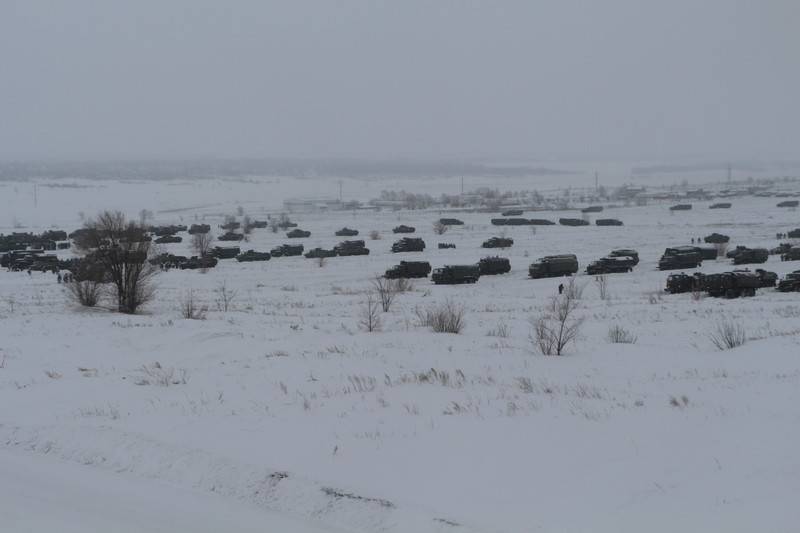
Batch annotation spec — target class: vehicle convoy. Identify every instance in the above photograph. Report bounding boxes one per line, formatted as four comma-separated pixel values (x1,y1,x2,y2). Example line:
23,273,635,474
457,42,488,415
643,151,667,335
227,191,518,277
335,227,359,237
559,218,590,226
304,248,337,259
334,240,369,256
658,247,702,270
384,261,432,279
704,233,730,244
180,256,218,270
431,264,480,284
392,237,426,253
154,235,182,244
595,218,623,226
218,232,244,242
286,229,311,238
585,256,635,275
392,225,415,234
270,244,304,257
609,249,640,265
482,237,513,249
209,246,240,259
781,246,800,261
236,250,271,262
777,271,800,292
478,256,511,275
731,247,769,265
529,254,579,278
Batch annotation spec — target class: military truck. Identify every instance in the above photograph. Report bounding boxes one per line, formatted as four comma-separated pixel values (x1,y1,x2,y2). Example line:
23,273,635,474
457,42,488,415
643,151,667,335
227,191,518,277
528,219,556,225
665,272,704,294
777,271,800,292
529,255,579,278
709,202,732,209
704,233,730,244
180,256,218,270
439,218,464,226
431,264,480,284
154,235,182,244
335,227,359,237
438,243,456,249
209,246,240,259
188,224,211,234
236,250,271,262
609,249,639,265
482,237,513,249
581,206,603,213
658,247,702,270
781,246,800,261
702,271,760,298
392,225,416,234
334,240,369,256
501,209,523,216
732,247,768,265
559,218,590,226
696,247,718,261
585,256,635,275
391,237,426,253
286,229,311,238
478,257,511,276
304,248,337,259
771,243,793,255
218,232,244,242
270,244,304,257
753,268,778,287
384,261,432,279
670,204,692,211
777,200,799,208
596,219,623,226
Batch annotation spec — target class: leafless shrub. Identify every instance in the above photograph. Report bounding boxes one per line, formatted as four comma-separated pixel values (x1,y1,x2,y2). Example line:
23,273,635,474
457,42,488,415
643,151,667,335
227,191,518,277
317,256,327,268
415,299,466,333
531,280,583,355
359,292,382,332
714,242,729,258
432,220,448,235
709,320,747,350
242,215,252,234
565,278,585,300
691,289,704,301
191,232,214,257
66,280,103,307
180,289,207,320
369,230,381,240
215,280,237,312
486,321,509,338
594,275,609,300
607,324,637,344
669,395,690,408
372,276,397,312
392,277,414,293
135,362,188,386
44,370,62,379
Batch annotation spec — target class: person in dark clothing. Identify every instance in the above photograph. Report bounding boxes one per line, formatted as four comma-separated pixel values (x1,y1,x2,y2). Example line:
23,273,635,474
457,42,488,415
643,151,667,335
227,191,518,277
558,283,564,295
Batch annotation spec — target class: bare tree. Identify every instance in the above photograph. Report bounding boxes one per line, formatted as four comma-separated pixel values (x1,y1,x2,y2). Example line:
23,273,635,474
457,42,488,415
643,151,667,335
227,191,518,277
371,275,397,312
215,280,237,312
72,211,157,314
432,220,449,235
714,242,729,259
359,292,382,332
531,279,584,355
180,289,207,319
191,232,214,257
594,275,609,300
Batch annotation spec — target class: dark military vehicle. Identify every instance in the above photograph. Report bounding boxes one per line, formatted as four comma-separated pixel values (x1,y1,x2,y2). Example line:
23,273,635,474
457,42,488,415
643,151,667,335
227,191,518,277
704,233,730,244
482,237,513,249
209,246,240,259
439,218,464,226
392,225,416,234
335,227,359,237
28,255,60,272
245,220,268,230
658,247,702,270
665,272,704,294
753,268,778,287
188,224,211,234
696,247,718,261
777,271,800,292
154,235,182,244
596,218,623,226
149,253,188,269
669,204,692,211
709,202,732,209
478,256,511,276
438,243,456,249
492,218,531,226
609,249,640,265
236,250,271,262
431,264,480,284
57,242,71,250
1,250,42,269
581,205,603,213
270,244,304,257
218,232,244,242
304,248,337,259
732,247,768,265
726,245,747,259
392,237,426,253
702,271,761,298
559,218,590,226
585,256,636,275
788,229,800,238
771,243,793,256
528,219,556,225
777,200,799,208
151,225,187,237
501,209,523,216
781,246,800,261
384,261,432,279
287,229,311,238
334,240,369,256
180,256,218,270
220,221,241,230
529,254,579,279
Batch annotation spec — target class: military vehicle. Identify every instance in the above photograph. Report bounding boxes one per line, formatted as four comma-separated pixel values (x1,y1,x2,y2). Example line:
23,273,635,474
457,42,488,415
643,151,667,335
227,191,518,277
245,220,268,230
491,218,530,226
1,250,43,269
696,247,718,261
270,244,304,257
501,209,523,216
384,261,432,279
771,243,793,255
188,224,211,234
478,256,511,276
781,246,800,261
669,204,692,211
220,221,241,230
391,237,426,253
40,230,68,241
777,200,799,208
149,253,188,269
286,229,311,238
726,245,747,259
709,202,732,209
276,218,298,229
154,235,182,244
559,218,590,226
658,247,702,270
585,256,636,275
236,250,271,262
304,248,337,259
151,225,187,237
335,227,359,237
57,242,71,250
665,272,704,294
732,247,768,265
609,249,640,265
482,237,513,249
431,264,480,284
25,255,59,272
704,233,730,244
218,232,244,242
438,243,456,249
334,240,369,256
788,229,800,238
702,271,760,298
596,218,623,226
753,268,778,287
528,219,556,225
439,218,464,226
777,271,800,292
180,256,218,270
581,205,603,213
529,255,579,278
392,225,416,234
209,246,240,259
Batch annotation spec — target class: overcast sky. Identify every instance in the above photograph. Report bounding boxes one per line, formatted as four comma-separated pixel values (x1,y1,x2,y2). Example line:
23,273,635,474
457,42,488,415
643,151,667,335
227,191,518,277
1,1,798,161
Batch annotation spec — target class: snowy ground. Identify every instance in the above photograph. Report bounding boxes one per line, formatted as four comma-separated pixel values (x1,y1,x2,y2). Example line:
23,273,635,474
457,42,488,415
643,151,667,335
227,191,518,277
1,177,800,532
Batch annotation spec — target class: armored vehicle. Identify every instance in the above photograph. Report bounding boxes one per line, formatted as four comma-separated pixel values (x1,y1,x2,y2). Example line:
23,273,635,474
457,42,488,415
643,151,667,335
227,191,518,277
732,248,768,265
245,220,268,230
149,253,188,269
753,268,778,287
188,224,211,234
209,246,240,259
334,240,369,256
335,227,359,237
777,271,800,292
41,230,68,242
697,247,718,261
439,218,464,226
492,218,531,226
529,254,579,279
596,218,623,226
559,218,590,226
777,200,799,208
704,233,730,244
781,246,800,261
151,225,187,237
28,255,59,272
665,272,704,294
392,225,416,234
709,202,732,209
391,237,426,253
431,264,480,284
669,204,692,211
491,218,509,226
270,244,304,257
581,206,604,213
286,229,311,238
528,219,556,225
702,271,760,298
478,256,511,276
304,248,337,259
788,229,800,238
658,247,702,270
482,237,514,249
585,256,635,275
771,243,793,255
726,245,747,259
1,250,43,269
609,249,639,265
384,261,432,279
501,209,523,216
155,235,182,244
236,250,271,262
180,256,218,270
438,243,456,249
220,221,241,230
276,219,298,229
218,232,244,242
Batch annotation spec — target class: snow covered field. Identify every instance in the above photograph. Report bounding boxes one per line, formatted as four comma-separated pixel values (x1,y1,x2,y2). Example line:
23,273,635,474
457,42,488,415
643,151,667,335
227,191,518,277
1,176,800,532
